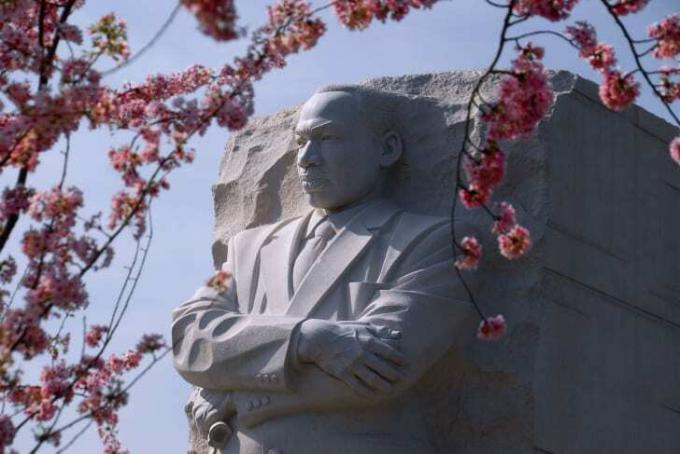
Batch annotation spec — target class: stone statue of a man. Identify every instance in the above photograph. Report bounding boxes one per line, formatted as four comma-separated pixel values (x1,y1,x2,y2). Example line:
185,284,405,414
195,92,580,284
172,85,475,454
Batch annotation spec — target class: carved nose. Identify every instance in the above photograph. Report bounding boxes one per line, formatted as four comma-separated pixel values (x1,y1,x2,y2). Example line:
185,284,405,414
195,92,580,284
297,141,320,168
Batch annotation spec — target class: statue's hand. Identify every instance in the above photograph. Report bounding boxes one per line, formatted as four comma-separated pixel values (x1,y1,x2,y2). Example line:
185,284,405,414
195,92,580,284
297,319,406,396
190,388,235,440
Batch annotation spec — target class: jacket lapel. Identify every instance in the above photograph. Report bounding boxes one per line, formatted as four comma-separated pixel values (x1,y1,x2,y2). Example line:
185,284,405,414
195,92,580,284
285,200,401,318
260,214,309,314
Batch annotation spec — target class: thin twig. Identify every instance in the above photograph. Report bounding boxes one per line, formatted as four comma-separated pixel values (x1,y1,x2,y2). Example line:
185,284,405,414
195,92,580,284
101,2,182,77
507,30,578,49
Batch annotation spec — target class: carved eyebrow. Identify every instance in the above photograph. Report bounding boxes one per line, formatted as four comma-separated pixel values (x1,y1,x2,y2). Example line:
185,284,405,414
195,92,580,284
294,120,333,136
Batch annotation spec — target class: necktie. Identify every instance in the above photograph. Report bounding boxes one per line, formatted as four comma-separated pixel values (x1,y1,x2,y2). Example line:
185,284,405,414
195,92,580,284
292,218,335,289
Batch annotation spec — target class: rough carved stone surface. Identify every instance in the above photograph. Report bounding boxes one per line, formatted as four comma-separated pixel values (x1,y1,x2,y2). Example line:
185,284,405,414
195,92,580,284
203,70,679,453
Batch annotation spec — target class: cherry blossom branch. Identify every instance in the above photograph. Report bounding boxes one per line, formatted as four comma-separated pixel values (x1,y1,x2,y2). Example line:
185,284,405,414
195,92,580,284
40,0,78,87
54,420,92,454
450,1,516,320
101,2,183,77
599,0,680,126
28,347,170,453
0,168,27,253
506,30,579,49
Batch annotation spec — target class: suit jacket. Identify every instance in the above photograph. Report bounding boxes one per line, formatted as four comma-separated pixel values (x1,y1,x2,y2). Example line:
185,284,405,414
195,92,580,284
172,199,476,454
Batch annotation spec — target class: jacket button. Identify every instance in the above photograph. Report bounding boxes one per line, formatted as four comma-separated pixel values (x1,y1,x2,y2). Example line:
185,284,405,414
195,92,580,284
270,374,278,384
248,401,255,410
260,396,270,406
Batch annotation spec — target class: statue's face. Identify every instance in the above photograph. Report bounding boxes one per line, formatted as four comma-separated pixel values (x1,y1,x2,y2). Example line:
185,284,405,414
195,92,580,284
295,92,383,211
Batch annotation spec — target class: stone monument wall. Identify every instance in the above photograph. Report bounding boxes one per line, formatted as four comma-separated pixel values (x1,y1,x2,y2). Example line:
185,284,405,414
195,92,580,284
211,71,680,453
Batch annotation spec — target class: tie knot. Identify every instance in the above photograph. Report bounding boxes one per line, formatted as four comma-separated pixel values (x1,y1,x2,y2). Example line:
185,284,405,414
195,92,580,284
310,218,335,240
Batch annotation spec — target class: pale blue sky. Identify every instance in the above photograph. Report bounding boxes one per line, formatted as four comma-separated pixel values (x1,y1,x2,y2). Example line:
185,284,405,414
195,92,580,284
7,0,678,452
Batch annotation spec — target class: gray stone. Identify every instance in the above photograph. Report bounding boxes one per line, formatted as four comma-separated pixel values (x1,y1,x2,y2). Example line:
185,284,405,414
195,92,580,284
185,70,679,453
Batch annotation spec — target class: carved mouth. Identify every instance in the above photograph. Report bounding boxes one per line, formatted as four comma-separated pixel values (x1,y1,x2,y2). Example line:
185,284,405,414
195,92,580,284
300,176,328,192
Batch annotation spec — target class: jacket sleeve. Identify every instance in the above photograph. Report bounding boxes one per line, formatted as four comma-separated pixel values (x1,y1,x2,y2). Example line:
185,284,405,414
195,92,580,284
235,221,476,427
171,235,304,393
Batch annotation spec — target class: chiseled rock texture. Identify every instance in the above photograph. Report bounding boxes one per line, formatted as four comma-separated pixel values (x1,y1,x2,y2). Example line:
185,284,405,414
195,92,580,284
211,70,680,453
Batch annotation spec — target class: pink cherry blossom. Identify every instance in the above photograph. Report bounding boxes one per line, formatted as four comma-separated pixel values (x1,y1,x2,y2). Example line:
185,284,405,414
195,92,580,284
648,14,680,60
459,183,492,209
85,325,109,348
610,0,648,16
587,43,617,71
477,314,506,341
206,269,231,291
333,0,436,30
498,225,532,260
598,70,640,111
0,256,17,285
483,44,554,141
455,236,482,270
89,14,130,61
513,0,578,21
136,334,165,354
0,415,15,452
566,21,597,57
464,140,505,197
658,66,680,103
492,202,517,235
182,0,240,41
0,186,33,222
670,136,680,166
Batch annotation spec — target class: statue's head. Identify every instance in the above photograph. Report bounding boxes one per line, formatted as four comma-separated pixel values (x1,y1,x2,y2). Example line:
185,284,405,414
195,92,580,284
294,85,404,211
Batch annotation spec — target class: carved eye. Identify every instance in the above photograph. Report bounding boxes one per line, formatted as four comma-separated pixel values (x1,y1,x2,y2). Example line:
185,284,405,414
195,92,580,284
295,135,308,147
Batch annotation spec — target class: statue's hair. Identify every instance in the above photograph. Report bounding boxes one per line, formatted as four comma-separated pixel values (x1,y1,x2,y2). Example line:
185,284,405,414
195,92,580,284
313,84,407,137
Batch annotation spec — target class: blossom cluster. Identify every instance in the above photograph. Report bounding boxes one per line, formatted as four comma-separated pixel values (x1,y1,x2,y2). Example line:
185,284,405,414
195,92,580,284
456,45,546,270
333,0,437,30
477,314,506,341
482,44,553,142
609,0,649,16
3,334,164,452
512,0,577,22
648,14,680,60
565,21,640,111
181,0,241,41
0,0,340,448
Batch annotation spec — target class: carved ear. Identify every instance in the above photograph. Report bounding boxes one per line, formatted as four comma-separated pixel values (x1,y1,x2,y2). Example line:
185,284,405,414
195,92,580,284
379,131,403,168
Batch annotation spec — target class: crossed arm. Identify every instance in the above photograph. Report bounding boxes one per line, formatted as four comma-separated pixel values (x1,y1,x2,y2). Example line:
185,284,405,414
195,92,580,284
172,223,475,431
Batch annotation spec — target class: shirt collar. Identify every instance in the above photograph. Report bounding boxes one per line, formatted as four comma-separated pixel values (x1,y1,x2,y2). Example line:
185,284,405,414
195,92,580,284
305,199,375,238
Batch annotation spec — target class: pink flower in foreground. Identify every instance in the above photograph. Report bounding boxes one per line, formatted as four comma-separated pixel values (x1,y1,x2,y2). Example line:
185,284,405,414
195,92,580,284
464,141,505,194
513,0,578,21
206,270,231,291
459,183,492,209
182,0,240,41
136,334,166,354
566,21,597,57
492,202,517,235
455,236,482,270
0,415,15,451
498,225,532,259
483,44,554,141
670,136,680,166
587,43,617,71
648,14,680,60
85,325,109,348
477,314,506,341
610,0,648,16
658,66,680,103
0,257,17,284
598,70,639,111
333,0,436,30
